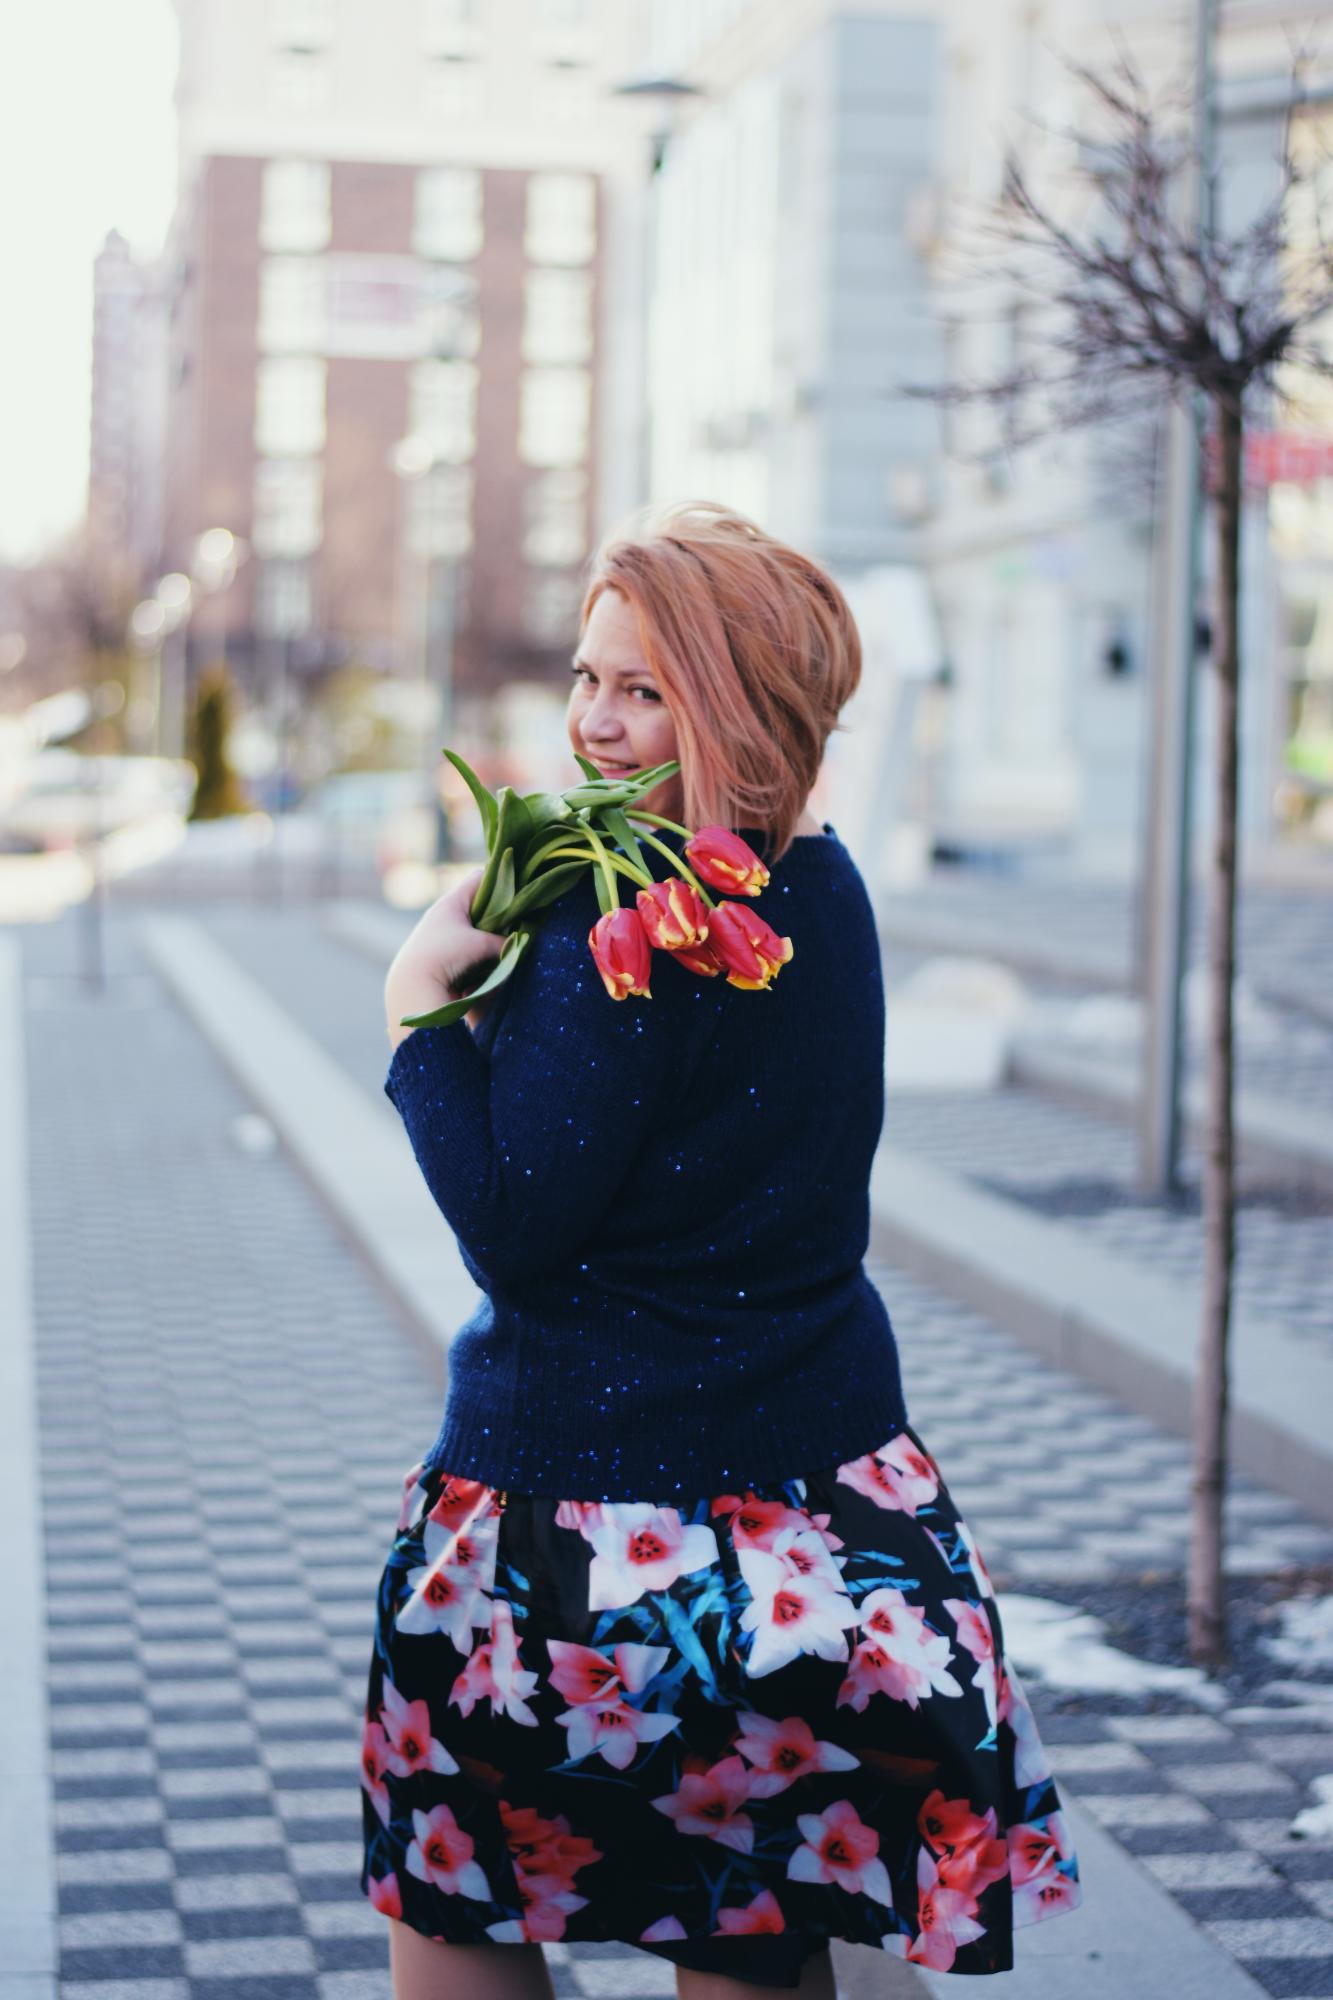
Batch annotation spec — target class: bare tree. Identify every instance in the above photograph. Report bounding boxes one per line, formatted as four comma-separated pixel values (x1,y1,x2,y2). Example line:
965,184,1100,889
899,29,1333,1666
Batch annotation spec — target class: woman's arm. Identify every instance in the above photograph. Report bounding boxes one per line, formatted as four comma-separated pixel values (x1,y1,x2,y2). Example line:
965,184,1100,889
384,866,505,1051
383,875,727,1292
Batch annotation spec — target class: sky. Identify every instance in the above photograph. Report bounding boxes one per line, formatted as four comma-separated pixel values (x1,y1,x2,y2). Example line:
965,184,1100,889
0,3,178,566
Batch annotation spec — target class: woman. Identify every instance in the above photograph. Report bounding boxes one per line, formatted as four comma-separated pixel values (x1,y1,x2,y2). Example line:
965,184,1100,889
360,502,1080,1999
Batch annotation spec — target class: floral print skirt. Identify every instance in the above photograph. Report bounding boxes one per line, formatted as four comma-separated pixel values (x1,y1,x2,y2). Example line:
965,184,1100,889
358,1423,1081,1988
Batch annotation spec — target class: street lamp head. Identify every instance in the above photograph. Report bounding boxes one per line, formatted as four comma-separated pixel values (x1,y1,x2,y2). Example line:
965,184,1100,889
609,74,705,103
607,73,705,173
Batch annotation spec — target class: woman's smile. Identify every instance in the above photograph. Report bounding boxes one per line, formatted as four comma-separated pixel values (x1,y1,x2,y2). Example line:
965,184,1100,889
567,588,680,813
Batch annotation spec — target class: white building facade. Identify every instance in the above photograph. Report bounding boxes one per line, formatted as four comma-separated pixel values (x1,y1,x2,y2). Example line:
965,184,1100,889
632,0,1333,877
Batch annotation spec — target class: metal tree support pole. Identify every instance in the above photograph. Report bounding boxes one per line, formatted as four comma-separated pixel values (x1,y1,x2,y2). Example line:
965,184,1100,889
1139,0,1217,1197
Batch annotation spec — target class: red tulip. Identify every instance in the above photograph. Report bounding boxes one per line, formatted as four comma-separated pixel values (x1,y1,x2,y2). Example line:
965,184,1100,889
636,877,709,951
668,936,726,978
588,908,652,999
706,901,794,990
684,826,770,897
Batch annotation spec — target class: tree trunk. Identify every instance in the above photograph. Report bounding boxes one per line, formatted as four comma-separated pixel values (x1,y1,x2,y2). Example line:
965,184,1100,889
1188,391,1242,1669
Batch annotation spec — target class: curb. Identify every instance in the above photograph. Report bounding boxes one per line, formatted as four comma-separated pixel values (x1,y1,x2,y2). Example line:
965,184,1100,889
135,915,481,1361
0,939,59,2000
873,902,1132,992
873,899,1333,1033
1008,1037,1333,1198
869,1143,1333,1528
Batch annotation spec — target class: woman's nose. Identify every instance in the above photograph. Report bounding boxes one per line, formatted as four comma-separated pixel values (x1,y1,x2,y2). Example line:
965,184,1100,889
582,696,627,741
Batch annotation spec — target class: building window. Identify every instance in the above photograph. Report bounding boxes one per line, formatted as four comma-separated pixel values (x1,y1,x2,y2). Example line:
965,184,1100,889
414,166,483,261
422,0,480,56
521,268,592,366
518,367,590,467
260,160,331,252
253,458,322,559
523,469,587,565
258,256,327,353
538,0,590,29
255,356,326,456
407,464,475,559
534,65,595,125
525,172,595,265
270,49,333,113
423,59,484,124
421,265,481,359
273,0,333,49
408,358,478,463
523,568,584,646
255,559,313,638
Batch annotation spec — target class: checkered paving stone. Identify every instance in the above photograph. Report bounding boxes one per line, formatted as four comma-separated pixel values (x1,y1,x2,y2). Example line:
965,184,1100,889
21,903,1333,1999
883,1083,1333,1360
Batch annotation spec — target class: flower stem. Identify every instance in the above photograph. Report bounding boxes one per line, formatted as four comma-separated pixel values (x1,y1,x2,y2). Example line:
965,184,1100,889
622,809,690,836
539,844,650,889
620,819,714,904
580,822,624,907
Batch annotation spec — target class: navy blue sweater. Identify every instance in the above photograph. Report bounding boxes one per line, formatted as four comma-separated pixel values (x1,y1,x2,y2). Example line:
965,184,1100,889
383,821,908,1500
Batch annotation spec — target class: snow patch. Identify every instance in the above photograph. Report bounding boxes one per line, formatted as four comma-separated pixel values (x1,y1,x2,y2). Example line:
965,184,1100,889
230,1113,278,1157
1226,1679,1333,1727
1261,1595,1333,1672
1000,1594,1228,1709
1291,1774,1333,1842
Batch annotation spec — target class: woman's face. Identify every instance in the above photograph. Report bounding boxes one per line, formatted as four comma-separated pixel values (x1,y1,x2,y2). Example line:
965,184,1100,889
566,588,682,820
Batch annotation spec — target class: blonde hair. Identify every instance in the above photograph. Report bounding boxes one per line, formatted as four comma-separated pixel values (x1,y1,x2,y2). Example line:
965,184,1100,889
579,500,861,865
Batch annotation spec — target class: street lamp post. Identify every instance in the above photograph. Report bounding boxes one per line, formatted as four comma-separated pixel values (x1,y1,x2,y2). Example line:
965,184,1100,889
155,572,193,762
128,572,193,763
190,528,244,674
608,74,705,509
1139,0,1218,1197
391,434,457,872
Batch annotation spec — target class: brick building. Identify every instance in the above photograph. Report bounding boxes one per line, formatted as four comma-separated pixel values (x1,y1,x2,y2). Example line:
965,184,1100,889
162,0,646,714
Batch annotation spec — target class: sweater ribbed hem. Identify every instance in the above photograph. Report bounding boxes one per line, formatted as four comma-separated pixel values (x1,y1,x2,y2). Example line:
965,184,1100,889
417,1316,910,1504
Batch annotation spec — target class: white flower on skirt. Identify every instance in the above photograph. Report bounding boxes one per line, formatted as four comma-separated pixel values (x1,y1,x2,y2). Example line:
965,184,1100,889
737,1532,860,1678
586,1503,721,1611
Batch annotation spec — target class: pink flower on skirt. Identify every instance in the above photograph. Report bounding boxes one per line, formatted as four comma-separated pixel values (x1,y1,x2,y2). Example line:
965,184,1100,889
836,1433,940,1515
652,1754,756,1852
787,1799,893,1908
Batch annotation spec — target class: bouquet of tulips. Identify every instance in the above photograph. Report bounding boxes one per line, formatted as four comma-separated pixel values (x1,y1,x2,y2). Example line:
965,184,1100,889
400,749,794,1029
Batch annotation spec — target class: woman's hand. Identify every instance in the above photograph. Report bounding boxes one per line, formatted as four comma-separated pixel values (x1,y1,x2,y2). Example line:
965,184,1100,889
385,865,508,1050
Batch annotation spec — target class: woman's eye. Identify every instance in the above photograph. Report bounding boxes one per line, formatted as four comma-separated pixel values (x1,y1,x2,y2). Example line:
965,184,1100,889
569,666,660,702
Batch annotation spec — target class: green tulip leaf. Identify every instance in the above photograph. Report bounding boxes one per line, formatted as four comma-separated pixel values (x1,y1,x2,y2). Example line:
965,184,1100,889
502,858,590,921
442,748,498,846
517,823,593,885
520,790,575,830
493,785,537,853
601,805,648,874
476,844,516,929
398,927,533,1030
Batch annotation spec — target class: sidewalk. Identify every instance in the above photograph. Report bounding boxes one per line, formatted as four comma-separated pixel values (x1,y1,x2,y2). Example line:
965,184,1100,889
8,897,1333,2000
871,866,1333,1031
